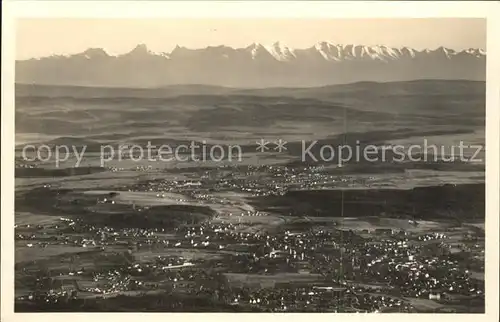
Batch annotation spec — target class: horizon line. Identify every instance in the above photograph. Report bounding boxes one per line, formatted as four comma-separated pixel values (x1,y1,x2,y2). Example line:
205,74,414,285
15,79,486,92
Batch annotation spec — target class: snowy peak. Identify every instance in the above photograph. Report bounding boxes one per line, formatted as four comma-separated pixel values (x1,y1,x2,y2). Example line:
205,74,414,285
464,48,485,58
264,42,296,61
16,42,486,87
400,47,416,58
304,43,478,62
433,46,456,59
246,42,273,60
314,42,342,61
119,44,170,59
29,42,485,63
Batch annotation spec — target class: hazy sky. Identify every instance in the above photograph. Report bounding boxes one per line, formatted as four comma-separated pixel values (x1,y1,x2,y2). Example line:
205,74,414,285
16,18,486,59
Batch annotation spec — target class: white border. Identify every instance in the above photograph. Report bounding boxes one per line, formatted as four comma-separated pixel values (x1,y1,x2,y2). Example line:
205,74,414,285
2,1,499,322
2,1,498,18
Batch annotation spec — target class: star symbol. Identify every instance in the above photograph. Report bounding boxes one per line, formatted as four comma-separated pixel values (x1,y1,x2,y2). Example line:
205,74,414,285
256,139,270,152
274,139,288,152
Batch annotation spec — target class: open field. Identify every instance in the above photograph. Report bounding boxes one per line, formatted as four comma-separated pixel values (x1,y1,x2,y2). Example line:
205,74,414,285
14,80,485,312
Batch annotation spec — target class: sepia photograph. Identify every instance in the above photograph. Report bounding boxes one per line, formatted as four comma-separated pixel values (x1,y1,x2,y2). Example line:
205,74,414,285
2,1,499,320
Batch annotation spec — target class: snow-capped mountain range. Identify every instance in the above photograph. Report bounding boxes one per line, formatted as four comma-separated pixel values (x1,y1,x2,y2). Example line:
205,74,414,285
16,42,486,88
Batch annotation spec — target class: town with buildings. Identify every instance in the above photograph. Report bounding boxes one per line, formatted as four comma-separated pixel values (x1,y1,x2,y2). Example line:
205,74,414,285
15,165,485,312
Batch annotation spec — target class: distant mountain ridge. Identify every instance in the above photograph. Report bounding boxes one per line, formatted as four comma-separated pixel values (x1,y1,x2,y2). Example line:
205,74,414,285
16,43,486,88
